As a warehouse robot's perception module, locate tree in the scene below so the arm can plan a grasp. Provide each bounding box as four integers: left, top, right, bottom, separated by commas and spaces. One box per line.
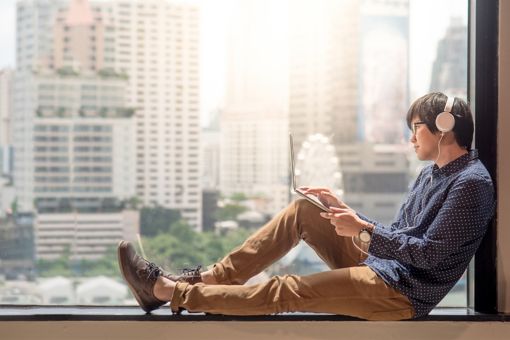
140, 206, 182, 237
10, 198, 18, 216
214, 204, 247, 221
125, 196, 141, 210
230, 192, 247, 202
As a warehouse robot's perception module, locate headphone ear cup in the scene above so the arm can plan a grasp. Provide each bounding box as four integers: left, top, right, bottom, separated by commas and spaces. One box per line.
435, 112, 455, 132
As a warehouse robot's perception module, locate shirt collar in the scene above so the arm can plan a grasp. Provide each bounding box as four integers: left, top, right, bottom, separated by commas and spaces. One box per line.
432, 149, 478, 175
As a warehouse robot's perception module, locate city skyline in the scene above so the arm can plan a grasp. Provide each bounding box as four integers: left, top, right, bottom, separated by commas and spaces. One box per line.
0, 0, 467, 127
0, 0, 471, 308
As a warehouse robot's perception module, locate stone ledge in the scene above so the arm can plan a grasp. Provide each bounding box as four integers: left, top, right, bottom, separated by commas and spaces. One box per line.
0, 306, 508, 322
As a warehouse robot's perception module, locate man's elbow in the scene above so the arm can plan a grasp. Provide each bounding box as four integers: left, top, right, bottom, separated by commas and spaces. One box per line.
409, 247, 443, 269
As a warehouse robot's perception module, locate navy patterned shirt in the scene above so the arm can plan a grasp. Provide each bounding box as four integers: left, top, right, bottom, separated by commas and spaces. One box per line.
361, 150, 495, 318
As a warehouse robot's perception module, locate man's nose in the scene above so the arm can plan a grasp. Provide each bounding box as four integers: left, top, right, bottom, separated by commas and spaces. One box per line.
409, 133, 417, 143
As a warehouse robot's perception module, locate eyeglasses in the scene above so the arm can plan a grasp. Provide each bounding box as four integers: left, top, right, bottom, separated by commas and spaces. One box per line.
412, 121, 426, 135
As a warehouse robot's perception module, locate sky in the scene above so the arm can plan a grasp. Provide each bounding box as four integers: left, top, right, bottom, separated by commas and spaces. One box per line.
0, 0, 467, 125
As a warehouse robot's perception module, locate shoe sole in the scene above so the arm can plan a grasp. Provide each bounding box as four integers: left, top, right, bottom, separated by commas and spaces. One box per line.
117, 240, 153, 313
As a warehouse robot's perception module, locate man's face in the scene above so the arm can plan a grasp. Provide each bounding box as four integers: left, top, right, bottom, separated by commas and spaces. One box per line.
410, 116, 440, 161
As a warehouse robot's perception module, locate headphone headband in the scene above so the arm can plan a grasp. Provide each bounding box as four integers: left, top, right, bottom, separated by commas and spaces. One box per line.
443, 96, 455, 113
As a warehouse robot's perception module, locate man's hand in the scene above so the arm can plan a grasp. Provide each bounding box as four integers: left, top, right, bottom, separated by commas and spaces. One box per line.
320, 206, 367, 237
299, 187, 351, 211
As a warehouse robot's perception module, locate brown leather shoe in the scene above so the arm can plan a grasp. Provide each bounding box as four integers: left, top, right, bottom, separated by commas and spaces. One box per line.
164, 265, 203, 285
117, 240, 166, 313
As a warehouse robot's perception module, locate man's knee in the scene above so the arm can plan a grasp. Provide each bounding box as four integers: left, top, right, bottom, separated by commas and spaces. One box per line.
289, 198, 323, 227
292, 197, 320, 214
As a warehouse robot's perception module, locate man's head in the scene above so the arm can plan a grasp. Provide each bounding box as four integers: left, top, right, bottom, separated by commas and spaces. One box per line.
406, 92, 474, 161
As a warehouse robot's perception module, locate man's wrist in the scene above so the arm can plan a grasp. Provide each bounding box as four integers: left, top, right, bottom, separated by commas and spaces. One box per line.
364, 222, 375, 233
358, 222, 374, 243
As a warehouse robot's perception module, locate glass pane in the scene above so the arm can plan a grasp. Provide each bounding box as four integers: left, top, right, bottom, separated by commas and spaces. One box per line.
0, 0, 468, 309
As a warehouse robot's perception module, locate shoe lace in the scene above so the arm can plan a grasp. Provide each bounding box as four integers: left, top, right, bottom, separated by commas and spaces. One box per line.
144, 261, 162, 282
180, 265, 202, 278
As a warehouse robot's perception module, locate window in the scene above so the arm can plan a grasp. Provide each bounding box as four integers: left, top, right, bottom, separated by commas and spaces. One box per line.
1, 0, 497, 316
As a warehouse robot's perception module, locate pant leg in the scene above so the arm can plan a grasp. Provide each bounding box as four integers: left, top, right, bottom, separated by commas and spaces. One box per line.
171, 266, 415, 321
212, 198, 366, 285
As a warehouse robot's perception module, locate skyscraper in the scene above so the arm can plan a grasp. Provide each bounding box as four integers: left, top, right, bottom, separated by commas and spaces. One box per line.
13, 0, 136, 213
289, 0, 360, 149
288, 0, 411, 224
219, 0, 289, 215
104, 0, 202, 229
11, 0, 141, 260
13, 0, 202, 230
360, 0, 409, 144
429, 17, 468, 97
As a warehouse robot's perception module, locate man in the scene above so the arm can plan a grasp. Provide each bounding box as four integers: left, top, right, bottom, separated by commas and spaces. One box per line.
118, 92, 495, 320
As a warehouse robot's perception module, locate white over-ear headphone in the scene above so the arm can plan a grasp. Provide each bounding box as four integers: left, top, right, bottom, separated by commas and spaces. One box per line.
435, 96, 456, 133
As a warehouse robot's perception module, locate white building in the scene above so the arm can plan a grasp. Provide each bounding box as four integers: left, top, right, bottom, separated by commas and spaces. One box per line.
102, 0, 202, 229
38, 276, 74, 305
76, 276, 127, 305
201, 127, 220, 190
35, 209, 138, 260
13, 0, 138, 212
14, 0, 202, 230
289, 0, 360, 148
0, 177, 15, 218
0, 69, 13, 176
220, 115, 289, 216
219, 0, 289, 215
12, 71, 136, 211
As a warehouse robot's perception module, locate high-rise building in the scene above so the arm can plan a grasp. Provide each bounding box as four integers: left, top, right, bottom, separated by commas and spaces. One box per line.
359, 0, 409, 144
11, 0, 141, 261
220, 0, 289, 215
429, 17, 468, 97
102, 0, 202, 229
288, 0, 411, 224
202, 126, 220, 191
289, 0, 360, 149
13, 0, 136, 213
220, 116, 289, 216
13, 0, 202, 230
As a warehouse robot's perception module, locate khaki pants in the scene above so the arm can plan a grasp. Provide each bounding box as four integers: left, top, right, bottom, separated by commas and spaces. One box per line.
171, 199, 415, 320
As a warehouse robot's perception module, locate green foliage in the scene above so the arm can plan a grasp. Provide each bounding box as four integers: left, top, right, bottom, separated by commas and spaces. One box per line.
56, 66, 79, 77
98, 68, 129, 80
229, 192, 248, 202
214, 204, 247, 221
10, 198, 18, 215
36, 246, 73, 278
143, 220, 252, 272
35, 221, 254, 278
139, 206, 182, 237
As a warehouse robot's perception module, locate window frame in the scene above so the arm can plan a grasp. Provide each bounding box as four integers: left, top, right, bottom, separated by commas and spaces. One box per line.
470, 0, 499, 314
0, 0, 501, 317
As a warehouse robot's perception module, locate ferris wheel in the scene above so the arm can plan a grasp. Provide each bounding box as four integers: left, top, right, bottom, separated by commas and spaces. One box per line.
295, 133, 344, 198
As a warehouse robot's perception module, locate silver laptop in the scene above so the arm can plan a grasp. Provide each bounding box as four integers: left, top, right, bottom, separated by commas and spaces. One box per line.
289, 133, 332, 212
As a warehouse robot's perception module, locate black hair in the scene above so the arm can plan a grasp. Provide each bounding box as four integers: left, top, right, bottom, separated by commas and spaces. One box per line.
406, 92, 474, 149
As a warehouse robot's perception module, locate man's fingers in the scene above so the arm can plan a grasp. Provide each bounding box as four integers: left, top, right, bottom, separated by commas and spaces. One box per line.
329, 206, 349, 212
320, 211, 349, 219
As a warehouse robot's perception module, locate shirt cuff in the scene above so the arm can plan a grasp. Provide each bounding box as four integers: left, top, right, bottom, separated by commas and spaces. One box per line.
367, 222, 394, 258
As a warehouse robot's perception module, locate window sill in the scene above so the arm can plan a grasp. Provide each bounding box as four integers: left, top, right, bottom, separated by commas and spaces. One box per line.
0, 306, 508, 322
